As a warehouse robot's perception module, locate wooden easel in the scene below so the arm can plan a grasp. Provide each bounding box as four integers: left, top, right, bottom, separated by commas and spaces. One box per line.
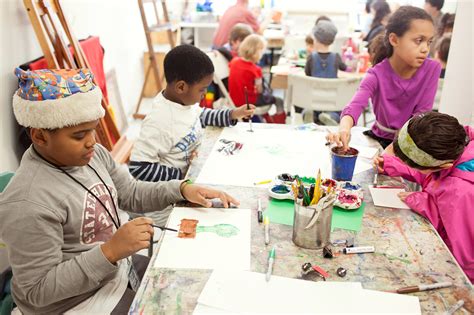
133, 0, 177, 119
23, 0, 133, 163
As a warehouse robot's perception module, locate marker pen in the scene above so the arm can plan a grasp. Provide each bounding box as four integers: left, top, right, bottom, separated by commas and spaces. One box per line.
343, 246, 375, 254
264, 216, 270, 245
396, 281, 453, 294
265, 246, 275, 282
257, 199, 263, 223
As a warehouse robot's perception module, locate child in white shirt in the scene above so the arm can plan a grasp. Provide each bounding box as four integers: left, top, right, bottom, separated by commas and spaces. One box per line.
130, 44, 255, 181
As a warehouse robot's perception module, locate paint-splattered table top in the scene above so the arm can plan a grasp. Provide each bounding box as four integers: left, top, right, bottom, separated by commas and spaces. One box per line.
130, 125, 473, 314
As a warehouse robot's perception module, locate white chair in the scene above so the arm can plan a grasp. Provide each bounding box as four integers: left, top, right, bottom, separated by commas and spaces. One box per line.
206, 50, 271, 116
206, 50, 234, 110
286, 73, 362, 125
433, 78, 444, 111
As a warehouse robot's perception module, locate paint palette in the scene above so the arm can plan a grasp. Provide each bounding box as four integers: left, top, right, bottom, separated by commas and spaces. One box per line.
267, 176, 364, 210
268, 184, 293, 200
334, 190, 362, 210
339, 181, 363, 198
268, 173, 315, 200
334, 181, 363, 210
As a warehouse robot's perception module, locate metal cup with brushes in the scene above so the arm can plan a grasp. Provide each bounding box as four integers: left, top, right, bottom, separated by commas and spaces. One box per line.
292, 170, 336, 249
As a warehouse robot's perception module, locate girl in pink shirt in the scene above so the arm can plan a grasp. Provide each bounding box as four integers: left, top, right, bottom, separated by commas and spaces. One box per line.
327, 6, 441, 149
375, 112, 474, 283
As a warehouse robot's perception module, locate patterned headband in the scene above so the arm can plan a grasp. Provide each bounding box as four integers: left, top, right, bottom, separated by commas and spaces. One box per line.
397, 120, 454, 167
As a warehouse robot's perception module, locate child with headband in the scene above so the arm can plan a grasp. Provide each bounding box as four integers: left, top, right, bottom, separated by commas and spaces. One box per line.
374, 112, 474, 282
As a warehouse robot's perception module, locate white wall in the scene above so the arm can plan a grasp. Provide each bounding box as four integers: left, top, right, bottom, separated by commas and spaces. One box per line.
0, 0, 147, 172
0, 0, 41, 171
439, 0, 473, 126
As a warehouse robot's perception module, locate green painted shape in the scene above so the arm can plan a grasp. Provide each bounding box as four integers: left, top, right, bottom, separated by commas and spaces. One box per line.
266, 199, 366, 232
196, 224, 239, 237
377, 253, 412, 264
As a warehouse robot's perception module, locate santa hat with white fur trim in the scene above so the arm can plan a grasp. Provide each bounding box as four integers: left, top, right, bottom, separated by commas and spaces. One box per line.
12, 68, 104, 129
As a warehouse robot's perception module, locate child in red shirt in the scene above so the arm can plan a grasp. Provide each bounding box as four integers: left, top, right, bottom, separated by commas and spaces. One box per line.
229, 34, 284, 119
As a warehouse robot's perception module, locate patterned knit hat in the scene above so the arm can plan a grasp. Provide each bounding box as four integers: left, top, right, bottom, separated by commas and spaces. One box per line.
12, 68, 104, 129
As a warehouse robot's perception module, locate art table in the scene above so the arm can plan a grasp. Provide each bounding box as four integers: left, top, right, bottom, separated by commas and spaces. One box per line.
130, 124, 473, 314
270, 57, 365, 90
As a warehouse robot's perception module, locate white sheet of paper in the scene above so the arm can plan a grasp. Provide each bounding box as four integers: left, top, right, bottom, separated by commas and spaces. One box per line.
350, 289, 421, 314
353, 144, 379, 159
195, 270, 420, 314
195, 124, 373, 187
354, 158, 374, 175
154, 207, 251, 270
369, 185, 411, 209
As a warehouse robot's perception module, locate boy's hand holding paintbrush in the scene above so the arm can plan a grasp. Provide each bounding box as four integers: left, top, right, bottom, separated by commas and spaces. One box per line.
231, 103, 256, 120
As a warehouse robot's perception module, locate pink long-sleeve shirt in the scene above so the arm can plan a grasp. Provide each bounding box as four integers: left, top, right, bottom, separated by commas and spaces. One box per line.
383, 127, 474, 282
342, 58, 441, 140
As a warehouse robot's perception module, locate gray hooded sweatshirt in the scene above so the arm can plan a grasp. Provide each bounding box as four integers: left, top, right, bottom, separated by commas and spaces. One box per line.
0, 144, 184, 314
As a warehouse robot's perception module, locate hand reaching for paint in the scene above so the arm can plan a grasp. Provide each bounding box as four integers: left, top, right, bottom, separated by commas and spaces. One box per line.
101, 217, 154, 264
373, 155, 384, 173
181, 183, 240, 208
397, 191, 412, 202
231, 104, 256, 120
326, 129, 351, 151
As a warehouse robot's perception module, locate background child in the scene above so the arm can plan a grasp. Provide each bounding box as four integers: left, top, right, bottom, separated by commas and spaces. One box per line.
0, 68, 238, 314
434, 33, 451, 78
229, 34, 284, 120
213, 23, 253, 102
374, 112, 473, 282
305, 20, 347, 78
304, 20, 347, 125
364, 0, 391, 48
218, 23, 253, 61
130, 44, 254, 184
437, 12, 454, 36
305, 34, 314, 57
424, 0, 445, 56
361, 0, 375, 40
424, 0, 445, 33
327, 6, 441, 149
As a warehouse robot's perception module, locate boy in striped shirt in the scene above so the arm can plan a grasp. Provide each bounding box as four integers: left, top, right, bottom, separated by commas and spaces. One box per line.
129, 45, 255, 183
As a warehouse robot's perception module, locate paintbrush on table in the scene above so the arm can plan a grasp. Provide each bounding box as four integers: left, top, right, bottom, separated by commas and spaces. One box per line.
373, 166, 378, 188
244, 86, 253, 133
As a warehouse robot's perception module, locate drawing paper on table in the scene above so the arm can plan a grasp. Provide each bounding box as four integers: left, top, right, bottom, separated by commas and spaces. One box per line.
195, 125, 332, 187
195, 270, 420, 314
369, 185, 410, 209
352, 145, 379, 159
354, 159, 374, 175
154, 207, 251, 270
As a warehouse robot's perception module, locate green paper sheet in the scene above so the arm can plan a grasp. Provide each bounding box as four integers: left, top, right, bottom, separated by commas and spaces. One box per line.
265, 199, 365, 232
331, 202, 366, 232
266, 199, 295, 225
